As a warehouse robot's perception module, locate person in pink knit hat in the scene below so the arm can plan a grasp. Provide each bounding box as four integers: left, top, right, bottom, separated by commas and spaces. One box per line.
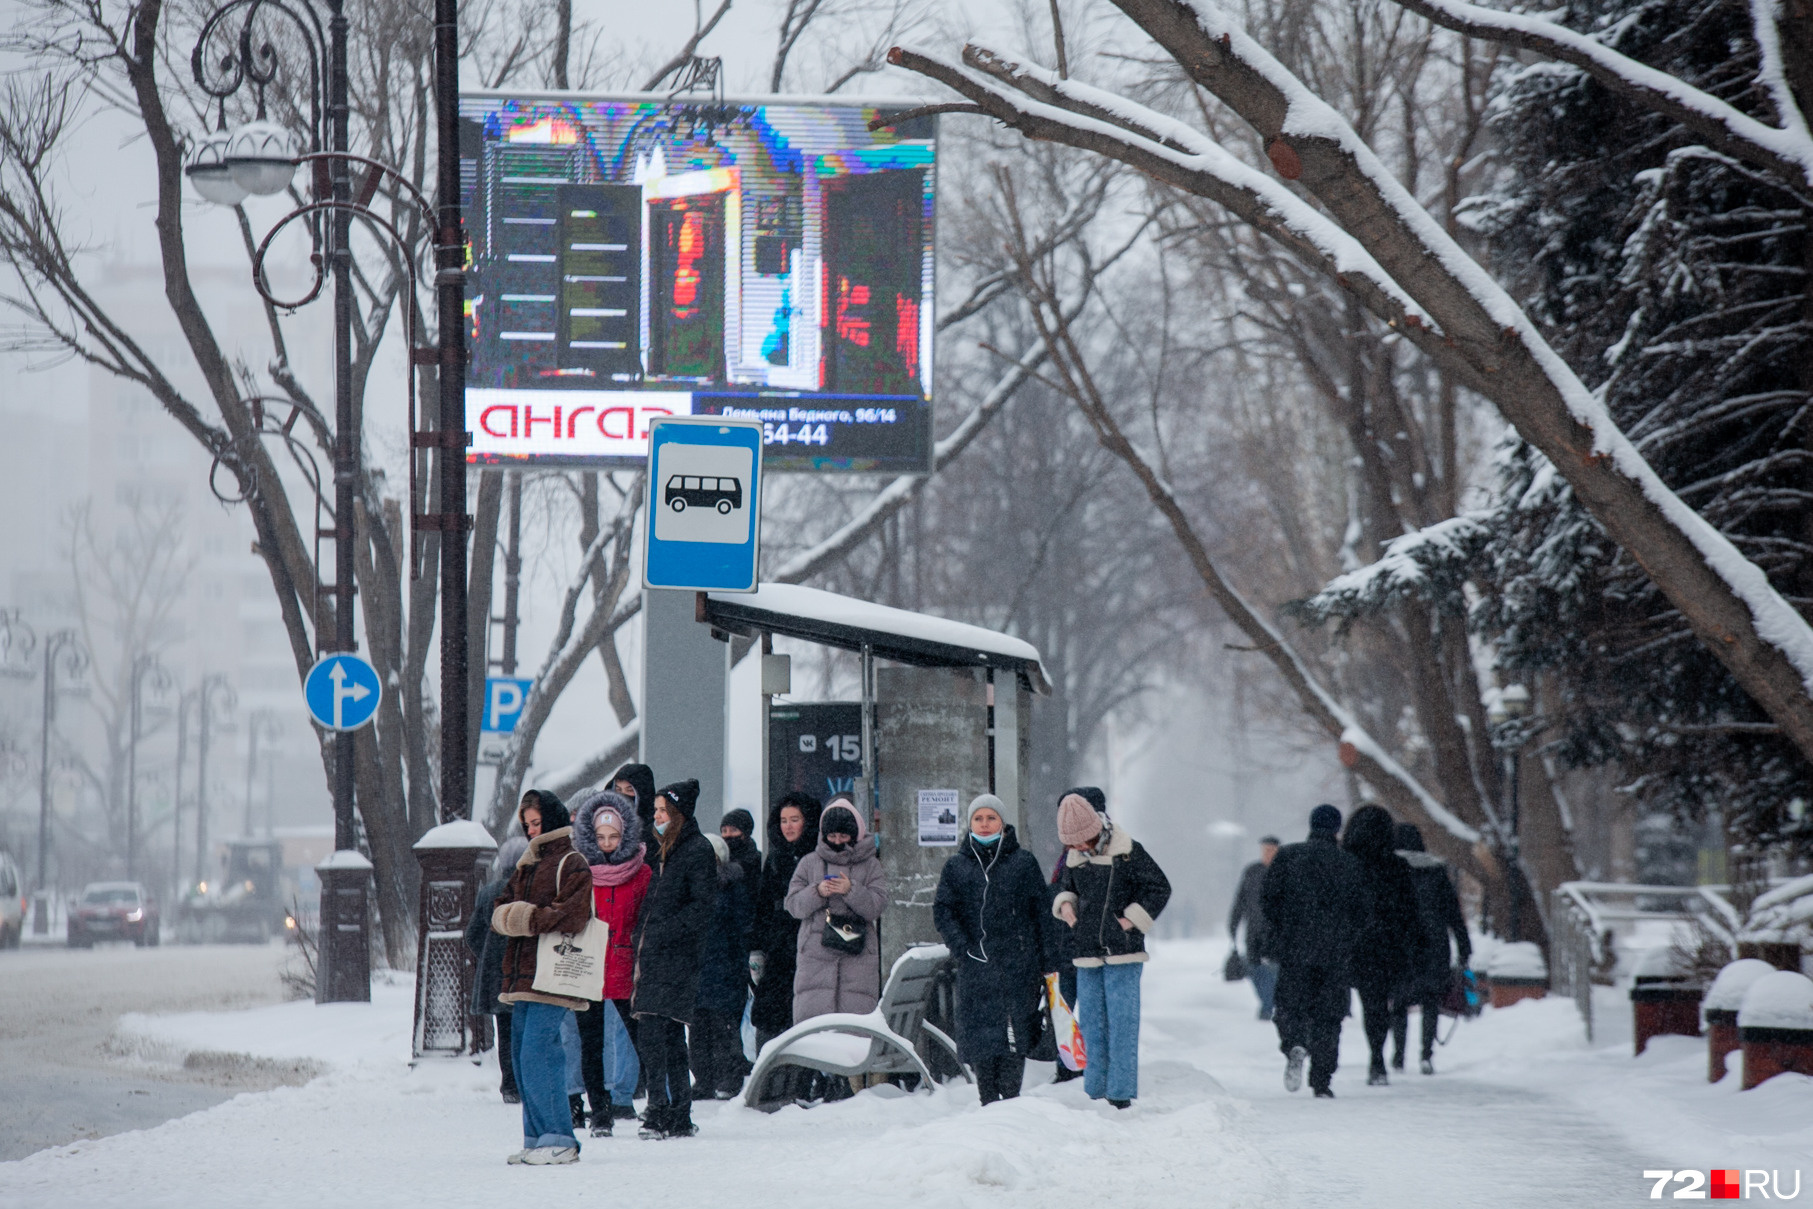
1051, 792, 1171, 1109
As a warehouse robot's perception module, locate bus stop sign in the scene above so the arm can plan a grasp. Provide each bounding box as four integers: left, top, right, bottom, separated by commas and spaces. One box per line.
643, 416, 764, 593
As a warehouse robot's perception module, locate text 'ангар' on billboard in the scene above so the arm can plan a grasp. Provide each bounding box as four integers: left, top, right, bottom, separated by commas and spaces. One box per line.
458, 92, 936, 475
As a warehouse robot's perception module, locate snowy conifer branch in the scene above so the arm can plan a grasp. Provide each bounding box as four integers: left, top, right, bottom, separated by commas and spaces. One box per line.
1392, 0, 1813, 188
1291, 514, 1492, 629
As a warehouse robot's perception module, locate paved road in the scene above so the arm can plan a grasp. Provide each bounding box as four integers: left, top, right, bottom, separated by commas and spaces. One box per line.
0, 943, 296, 1160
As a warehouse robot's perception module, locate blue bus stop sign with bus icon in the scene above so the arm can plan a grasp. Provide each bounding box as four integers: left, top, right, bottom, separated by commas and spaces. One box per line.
644, 416, 764, 592
304, 652, 382, 732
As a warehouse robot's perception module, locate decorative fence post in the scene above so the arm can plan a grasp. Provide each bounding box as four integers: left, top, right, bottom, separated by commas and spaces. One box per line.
315, 851, 373, 1004
411, 820, 497, 1060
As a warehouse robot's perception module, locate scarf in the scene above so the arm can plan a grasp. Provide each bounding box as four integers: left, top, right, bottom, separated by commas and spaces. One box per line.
592, 841, 646, 886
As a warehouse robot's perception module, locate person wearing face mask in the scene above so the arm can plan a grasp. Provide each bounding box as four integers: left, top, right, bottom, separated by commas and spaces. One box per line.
750, 792, 821, 1050
933, 794, 1061, 1105
629, 779, 717, 1139
785, 794, 888, 1024
609, 762, 659, 838
570, 788, 652, 1133
491, 789, 593, 1165
1051, 793, 1172, 1109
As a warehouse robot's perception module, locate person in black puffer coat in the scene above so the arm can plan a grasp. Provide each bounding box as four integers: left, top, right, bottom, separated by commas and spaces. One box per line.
1342, 804, 1425, 1087
465, 835, 530, 1102
1263, 804, 1366, 1098
934, 793, 1060, 1105
750, 792, 821, 1047
689, 833, 754, 1100
1051, 794, 1171, 1107
610, 762, 660, 840
1389, 822, 1470, 1075
630, 779, 717, 1139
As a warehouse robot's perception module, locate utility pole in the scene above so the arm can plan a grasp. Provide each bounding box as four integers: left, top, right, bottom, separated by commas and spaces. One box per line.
172, 689, 192, 889
194, 676, 234, 889
127, 654, 169, 880
34, 630, 84, 933
494, 471, 523, 676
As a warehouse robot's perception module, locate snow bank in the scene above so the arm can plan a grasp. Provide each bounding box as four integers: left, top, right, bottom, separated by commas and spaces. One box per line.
1738, 970, 1813, 1031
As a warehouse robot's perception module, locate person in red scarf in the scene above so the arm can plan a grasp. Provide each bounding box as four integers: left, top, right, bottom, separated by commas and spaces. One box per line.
571, 788, 653, 1133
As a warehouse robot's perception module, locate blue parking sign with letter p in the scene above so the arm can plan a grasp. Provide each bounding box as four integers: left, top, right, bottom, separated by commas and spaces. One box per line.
483, 677, 533, 733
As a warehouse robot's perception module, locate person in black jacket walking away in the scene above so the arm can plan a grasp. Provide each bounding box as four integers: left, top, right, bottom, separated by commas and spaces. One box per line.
1262, 804, 1365, 1098
1390, 822, 1471, 1075
933, 793, 1060, 1105
1051, 793, 1170, 1108
630, 779, 718, 1139
1343, 804, 1425, 1086
1228, 835, 1281, 1020
689, 833, 754, 1100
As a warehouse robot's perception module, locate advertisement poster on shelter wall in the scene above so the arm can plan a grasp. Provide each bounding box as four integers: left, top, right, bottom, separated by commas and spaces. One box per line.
458, 91, 936, 474
917, 788, 959, 846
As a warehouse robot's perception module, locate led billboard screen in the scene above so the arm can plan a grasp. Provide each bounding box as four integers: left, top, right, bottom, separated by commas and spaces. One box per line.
458, 92, 937, 473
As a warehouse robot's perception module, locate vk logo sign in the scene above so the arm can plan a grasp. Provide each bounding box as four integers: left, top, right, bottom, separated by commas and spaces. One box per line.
304, 653, 382, 732
483, 678, 534, 733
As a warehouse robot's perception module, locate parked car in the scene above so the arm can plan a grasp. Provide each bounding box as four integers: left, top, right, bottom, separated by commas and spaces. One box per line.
68, 882, 159, 948
0, 852, 22, 948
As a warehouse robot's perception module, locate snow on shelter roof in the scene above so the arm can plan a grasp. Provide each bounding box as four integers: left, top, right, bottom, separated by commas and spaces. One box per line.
702, 584, 1051, 694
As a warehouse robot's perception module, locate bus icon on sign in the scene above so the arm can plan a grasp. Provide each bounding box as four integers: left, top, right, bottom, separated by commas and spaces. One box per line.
665, 475, 743, 515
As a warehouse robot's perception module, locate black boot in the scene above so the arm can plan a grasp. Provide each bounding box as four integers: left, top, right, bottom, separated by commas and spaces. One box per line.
589, 1099, 614, 1137
569, 1093, 587, 1132
638, 1106, 668, 1140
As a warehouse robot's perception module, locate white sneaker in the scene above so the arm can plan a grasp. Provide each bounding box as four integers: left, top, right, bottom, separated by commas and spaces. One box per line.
506, 1150, 531, 1165
521, 1146, 579, 1165
1284, 1046, 1307, 1093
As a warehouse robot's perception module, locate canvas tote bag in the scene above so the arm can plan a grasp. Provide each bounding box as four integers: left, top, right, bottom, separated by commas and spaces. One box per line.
532, 852, 608, 1001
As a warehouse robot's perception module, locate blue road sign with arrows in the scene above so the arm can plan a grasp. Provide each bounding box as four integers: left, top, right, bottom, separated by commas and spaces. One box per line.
304, 653, 382, 732
643, 416, 764, 593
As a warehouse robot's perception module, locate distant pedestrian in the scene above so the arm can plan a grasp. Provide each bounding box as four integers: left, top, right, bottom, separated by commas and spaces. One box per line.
690, 833, 754, 1100
491, 789, 593, 1165
1262, 804, 1365, 1099
1343, 804, 1424, 1086
750, 792, 821, 1050
1045, 786, 1105, 1085
933, 793, 1061, 1105
570, 788, 651, 1133
1051, 792, 1171, 1109
630, 779, 717, 1139
1390, 822, 1470, 1075
786, 797, 887, 1015
465, 835, 529, 1104
610, 761, 660, 838
1229, 835, 1281, 1020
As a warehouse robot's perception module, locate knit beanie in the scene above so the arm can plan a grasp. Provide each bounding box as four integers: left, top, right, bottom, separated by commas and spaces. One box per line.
657, 779, 701, 821
967, 792, 1014, 830
1057, 793, 1104, 846
721, 808, 756, 836
1309, 803, 1342, 834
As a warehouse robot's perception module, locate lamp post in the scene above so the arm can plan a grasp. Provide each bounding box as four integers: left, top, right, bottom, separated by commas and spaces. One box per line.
240, 710, 279, 837
1491, 683, 1532, 940
172, 687, 195, 890
35, 631, 86, 932
127, 654, 173, 880
193, 675, 237, 889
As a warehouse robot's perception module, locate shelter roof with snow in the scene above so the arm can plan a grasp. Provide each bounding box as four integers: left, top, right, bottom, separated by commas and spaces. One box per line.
702, 583, 1051, 693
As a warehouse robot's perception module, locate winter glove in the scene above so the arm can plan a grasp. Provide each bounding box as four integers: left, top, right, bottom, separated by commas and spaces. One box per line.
492, 901, 537, 937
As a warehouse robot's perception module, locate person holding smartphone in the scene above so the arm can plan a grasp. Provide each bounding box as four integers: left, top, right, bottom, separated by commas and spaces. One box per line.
784, 793, 887, 1096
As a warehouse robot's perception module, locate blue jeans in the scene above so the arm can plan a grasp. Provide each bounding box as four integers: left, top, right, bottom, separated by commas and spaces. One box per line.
1250, 960, 1280, 1020
560, 1009, 584, 1096
512, 1002, 581, 1151
1075, 962, 1143, 1102
603, 999, 639, 1103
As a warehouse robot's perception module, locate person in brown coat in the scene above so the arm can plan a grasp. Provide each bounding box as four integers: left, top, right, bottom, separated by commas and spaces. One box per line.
492, 789, 592, 1165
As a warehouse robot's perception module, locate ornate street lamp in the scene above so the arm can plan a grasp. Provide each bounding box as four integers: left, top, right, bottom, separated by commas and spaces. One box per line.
34, 630, 87, 933
1490, 683, 1532, 940
127, 654, 175, 881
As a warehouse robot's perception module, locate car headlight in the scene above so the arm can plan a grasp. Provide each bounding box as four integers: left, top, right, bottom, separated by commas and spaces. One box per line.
126, 909, 143, 922
284, 915, 297, 930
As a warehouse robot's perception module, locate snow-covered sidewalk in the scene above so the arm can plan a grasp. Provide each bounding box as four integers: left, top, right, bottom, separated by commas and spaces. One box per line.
2, 940, 1807, 1207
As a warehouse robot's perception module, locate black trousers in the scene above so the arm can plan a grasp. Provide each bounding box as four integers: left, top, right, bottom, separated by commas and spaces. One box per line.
973, 1054, 1026, 1105
1390, 994, 1441, 1062
1355, 978, 1393, 1071
1273, 963, 1345, 1092
576, 998, 607, 1114
688, 1008, 747, 1097
495, 1008, 516, 1095
636, 1014, 692, 1117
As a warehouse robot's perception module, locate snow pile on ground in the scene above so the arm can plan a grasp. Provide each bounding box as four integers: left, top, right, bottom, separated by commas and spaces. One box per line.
3, 939, 1810, 1207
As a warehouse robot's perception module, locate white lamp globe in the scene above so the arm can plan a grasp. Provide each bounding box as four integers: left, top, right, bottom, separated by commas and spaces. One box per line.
225, 120, 299, 196
186, 128, 250, 206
